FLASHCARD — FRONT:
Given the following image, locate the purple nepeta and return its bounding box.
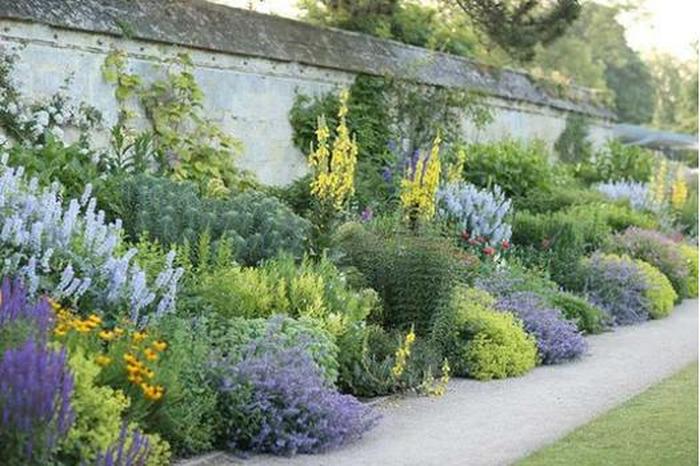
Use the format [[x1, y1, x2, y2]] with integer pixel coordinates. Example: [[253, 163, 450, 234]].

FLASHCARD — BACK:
[[215, 329, 379, 456], [582, 253, 650, 325], [496, 292, 587, 365]]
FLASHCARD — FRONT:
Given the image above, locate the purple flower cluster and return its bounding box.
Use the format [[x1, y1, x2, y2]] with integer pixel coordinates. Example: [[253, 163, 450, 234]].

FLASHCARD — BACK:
[[612, 228, 689, 298], [217, 336, 379, 455], [0, 277, 54, 339], [0, 338, 75, 462], [582, 253, 650, 325], [93, 423, 151, 466], [496, 292, 587, 365]]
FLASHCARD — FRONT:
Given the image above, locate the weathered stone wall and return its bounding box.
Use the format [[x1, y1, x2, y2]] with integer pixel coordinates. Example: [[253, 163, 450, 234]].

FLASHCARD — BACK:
[[0, 0, 615, 185]]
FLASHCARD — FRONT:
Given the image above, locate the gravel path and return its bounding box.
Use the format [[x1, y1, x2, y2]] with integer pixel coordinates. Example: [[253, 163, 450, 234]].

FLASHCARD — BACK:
[[194, 300, 698, 466]]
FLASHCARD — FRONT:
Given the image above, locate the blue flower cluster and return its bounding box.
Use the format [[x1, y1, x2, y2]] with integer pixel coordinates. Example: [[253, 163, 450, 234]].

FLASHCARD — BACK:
[[0, 161, 182, 323], [496, 292, 587, 365], [437, 181, 512, 246]]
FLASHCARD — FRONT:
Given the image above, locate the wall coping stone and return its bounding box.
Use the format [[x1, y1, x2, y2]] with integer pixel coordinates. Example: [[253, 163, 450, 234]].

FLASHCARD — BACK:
[[0, 0, 615, 120]]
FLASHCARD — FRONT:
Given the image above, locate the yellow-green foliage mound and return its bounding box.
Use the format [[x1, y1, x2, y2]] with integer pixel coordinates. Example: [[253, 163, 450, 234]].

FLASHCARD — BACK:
[[432, 286, 538, 380], [679, 244, 699, 297], [636, 260, 677, 319]]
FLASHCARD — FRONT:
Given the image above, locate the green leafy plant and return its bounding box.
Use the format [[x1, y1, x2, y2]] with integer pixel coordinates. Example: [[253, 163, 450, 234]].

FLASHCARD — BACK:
[[102, 50, 254, 196], [635, 259, 676, 319], [333, 221, 476, 334], [462, 139, 554, 200], [431, 286, 538, 380], [101, 174, 310, 266]]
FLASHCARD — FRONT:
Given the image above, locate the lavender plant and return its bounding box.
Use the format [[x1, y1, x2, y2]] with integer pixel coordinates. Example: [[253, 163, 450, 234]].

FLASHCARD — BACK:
[[581, 253, 651, 325], [437, 181, 512, 247], [214, 329, 379, 455], [594, 180, 651, 211], [0, 276, 54, 342], [495, 292, 587, 365], [0, 338, 75, 463], [0, 161, 182, 323]]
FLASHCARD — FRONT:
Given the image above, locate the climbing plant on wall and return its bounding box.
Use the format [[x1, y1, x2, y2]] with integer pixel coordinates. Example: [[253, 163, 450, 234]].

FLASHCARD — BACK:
[[289, 73, 492, 212], [101, 50, 256, 197]]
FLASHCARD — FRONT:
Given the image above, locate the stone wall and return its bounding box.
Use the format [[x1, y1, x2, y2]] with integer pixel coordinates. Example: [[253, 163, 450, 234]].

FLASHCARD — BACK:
[[0, 0, 616, 185]]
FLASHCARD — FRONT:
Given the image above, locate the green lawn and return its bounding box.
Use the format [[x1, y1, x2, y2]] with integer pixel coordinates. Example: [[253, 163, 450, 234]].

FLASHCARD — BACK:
[[519, 362, 698, 466]]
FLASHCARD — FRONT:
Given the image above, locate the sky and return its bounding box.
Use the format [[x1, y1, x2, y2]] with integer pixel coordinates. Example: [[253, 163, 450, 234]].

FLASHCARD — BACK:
[[211, 0, 699, 61]]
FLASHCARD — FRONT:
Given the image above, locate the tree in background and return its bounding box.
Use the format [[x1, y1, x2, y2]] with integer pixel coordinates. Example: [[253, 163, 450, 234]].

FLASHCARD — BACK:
[[530, 2, 655, 124], [648, 51, 698, 134], [452, 0, 581, 61]]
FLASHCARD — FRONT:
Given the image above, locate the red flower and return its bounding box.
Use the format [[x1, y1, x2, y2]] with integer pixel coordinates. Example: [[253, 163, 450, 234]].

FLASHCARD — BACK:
[[501, 240, 510, 250], [468, 238, 479, 246], [461, 230, 470, 241], [475, 236, 485, 244], [482, 246, 496, 256]]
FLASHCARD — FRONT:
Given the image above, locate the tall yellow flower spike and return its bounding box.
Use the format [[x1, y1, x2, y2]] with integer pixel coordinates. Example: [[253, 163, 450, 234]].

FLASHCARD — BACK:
[[446, 146, 467, 184], [671, 166, 688, 210], [400, 131, 442, 222], [650, 158, 668, 207], [309, 89, 358, 211], [391, 327, 416, 379]]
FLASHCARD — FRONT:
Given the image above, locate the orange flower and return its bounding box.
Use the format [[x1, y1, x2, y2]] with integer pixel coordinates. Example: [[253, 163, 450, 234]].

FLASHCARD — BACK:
[[144, 348, 158, 361], [152, 340, 168, 352]]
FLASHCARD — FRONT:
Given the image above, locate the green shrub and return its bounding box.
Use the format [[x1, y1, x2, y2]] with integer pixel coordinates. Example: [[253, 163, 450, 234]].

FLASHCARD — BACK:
[[143, 316, 220, 456], [58, 349, 131, 464], [101, 174, 310, 265], [512, 209, 610, 287], [635, 260, 677, 318], [679, 243, 699, 297], [338, 324, 445, 397], [607, 228, 689, 299], [206, 314, 340, 384], [333, 222, 475, 334], [432, 287, 538, 380], [515, 184, 604, 213], [546, 291, 608, 334], [568, 202, 658, 233], [462, 140, 554, 200], [7, 137, 100, 200], [579, 140, 655, 184]]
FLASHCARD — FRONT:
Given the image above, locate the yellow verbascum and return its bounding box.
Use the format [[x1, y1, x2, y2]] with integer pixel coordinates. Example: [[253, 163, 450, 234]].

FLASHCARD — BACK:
[[309, 89, 358, 211], [670, 166, 688, 210], [391, 327, 416, 379], [400, 131, 442, 222], [650, 158, 668, 207]]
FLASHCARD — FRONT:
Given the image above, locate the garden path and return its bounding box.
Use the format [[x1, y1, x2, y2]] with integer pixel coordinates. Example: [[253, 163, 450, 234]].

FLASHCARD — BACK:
[[196, 299, 698, 466]]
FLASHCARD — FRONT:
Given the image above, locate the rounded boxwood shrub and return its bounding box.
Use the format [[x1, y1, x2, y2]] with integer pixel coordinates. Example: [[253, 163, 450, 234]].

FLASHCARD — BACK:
[[635, 259, 676, 319], [495, 292, 587, 365], [431, 287, 538, 380], [581, 253, 650, 325], [608, 228, 689, 300]]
